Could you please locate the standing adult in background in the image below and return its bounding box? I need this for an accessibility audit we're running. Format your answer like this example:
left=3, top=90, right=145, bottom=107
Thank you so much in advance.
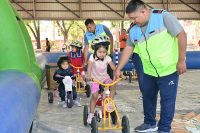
left=83, top=19, right=114, bottom=80
left=119, top=29, right=128, bottom=52
left=114, top=0, right=187, bottom=133
left=62, top=43, right=66, bottom=52
left=83, top=18, right=114, bottom=61
left=45, top=38, right=51, bottom=52
left=128, top=22, right=144, bottom=99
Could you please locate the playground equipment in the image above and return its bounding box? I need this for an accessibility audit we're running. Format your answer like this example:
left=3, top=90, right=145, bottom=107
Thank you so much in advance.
left=0, top=1, right=42, bottom=132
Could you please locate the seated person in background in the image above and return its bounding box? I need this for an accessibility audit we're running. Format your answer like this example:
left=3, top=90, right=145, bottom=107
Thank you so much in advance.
left=53, top=57, right=81, bottom=108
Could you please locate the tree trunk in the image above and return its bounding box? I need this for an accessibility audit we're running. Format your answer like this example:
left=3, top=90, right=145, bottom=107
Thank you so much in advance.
left=121, top=21, right=124, bottom=32
left=27, top=20, right=41, bottom=49
left=35, top=21, right=41, bottom=49
left=56, top=21, right=74, bottom=44
left=63, top=33, right=68, bottom=44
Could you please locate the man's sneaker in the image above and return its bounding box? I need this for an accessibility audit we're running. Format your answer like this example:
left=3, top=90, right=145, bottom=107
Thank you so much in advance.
left=73, top=100, right=81, bottom=107
left=139, top=95, right=143, bottom=100
left=87, top=113, right=94, bottom=124
left=61, top=101, right=67, bottom=108
left=135, top=123, right=158, bottom=132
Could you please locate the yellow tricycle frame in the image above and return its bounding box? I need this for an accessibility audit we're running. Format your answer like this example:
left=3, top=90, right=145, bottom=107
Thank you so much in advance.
left=92, top=78, right=122, bottom=130
left=70, top=64, right=86, bottom=93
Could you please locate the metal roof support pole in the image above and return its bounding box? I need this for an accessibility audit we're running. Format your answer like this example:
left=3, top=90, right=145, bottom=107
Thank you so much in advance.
left=31, top=0, right=41, bottom=49
left=33, top=0, right=36, bottom=19
left=119, top=0, right=125, bottom=32
left=12, top=0, right=34, bottom=18
left=123, top=0, right=126, bottom=18
left=162, top=0, right=165, bottom=10
left=178, top=0, right=200, bottom=14
left=97, top=0, right=123, bottom=18
left=79, top=0, right=82, bottom=18
left=32, top=0, right=40, bottom=49
left=55, top=0, right=80, bottom=18
left=167, top=0, right=169, bottom=10
left=32, top=0, right=39, bottom=36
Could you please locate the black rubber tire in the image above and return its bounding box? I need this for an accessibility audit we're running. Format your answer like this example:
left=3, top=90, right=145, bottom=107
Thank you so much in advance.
left=110, top=111, right=117, bottom=125
left=94, top=111, right=101, bottom=122
left=123, top=71, right=127, bottom=76
left=83, top=105, right=88, bottom=126
left=121, top=116, right=130, bottom=133
left=67, top=94, right=74, bottom=108
left=48, top=92, right=53, bottom=103
left=96, top=112, right=101, bottom=122
left=29, top=121, right=33, bottom=133
left=85, top=84, right=91, bottom=98
left=91, top=117, right=98, bottom=133
left=128, top=72, right=132, bottom=83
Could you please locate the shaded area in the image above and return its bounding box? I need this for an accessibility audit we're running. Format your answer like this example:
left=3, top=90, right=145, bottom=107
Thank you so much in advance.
left=32, top=70, right=200, bottom=133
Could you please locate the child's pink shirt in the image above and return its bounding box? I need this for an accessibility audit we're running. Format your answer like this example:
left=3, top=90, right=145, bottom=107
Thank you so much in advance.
left=89, top=54, right=112, bottom=82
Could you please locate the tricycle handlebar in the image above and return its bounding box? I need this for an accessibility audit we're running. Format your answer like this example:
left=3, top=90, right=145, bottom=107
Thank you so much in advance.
left=92, top=78, right=122, bottom=87
left=70, top=64, right=83, bottom=69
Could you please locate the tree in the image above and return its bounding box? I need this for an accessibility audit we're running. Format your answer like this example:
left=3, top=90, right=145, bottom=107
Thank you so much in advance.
left=56, top=21, right=74, bottom=44
left=74, top=21, right=86, bottom=33
left=69, top=21, right=86, bottom=41
left=111, top=20, right=120, bottom=29
left=26, top=20, right=41, bottom=49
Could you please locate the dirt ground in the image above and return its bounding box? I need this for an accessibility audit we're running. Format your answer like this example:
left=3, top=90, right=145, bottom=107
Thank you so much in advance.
left=32, top=70, right=200, bottom=133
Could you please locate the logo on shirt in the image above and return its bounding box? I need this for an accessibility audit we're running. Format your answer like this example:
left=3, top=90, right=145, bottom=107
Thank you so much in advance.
left=168, top=80, right=174, bottom=85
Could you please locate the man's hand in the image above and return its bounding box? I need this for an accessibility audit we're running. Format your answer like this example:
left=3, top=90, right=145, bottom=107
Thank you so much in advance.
left=176, top=60, right=186, bottom=75
left=176, top=31, right=187, bottom=75
left=113, top=68, right=121, bottom=81
left=86, top=73, right=92, bottom=81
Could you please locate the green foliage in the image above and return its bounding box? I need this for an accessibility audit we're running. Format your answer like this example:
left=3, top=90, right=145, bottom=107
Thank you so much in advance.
left=68, top=21, right=86, bottom=41
left=95, top=20, right=103, bottom=24
left=111, top=21, right=120, bottom=28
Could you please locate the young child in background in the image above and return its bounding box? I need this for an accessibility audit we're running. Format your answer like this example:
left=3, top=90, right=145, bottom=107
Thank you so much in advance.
left=68, top=40, right=85, bottom=76
left=53, top=56, right=81, bottom=108
left=68, top=40, right=86, bottom=90
left=86, top=35, right=116, bottom=124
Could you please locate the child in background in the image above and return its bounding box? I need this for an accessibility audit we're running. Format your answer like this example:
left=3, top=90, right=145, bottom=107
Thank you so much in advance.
left=86, top=35, right=116, bottom=124
left=68, top=40, right=86, bottom=89
left=68, top=40, right=85, bottom=76
left=53, top=56, right=81, bottom=108
left=62, top=43, right=66, bottom=52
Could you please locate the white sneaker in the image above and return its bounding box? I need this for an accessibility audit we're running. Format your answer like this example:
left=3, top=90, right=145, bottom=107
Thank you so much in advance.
left=139, top=95, right=143, bottom=100
left=73, top=100, right=81, bottom=107
left=61, top=101, right=67, bottom=108
left=87, top=113, right=94, bottom=124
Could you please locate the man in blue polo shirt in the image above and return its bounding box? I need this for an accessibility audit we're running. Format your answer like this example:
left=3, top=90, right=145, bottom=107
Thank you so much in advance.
left=83, top=18, right=114, bottom=62
left=115, top=0, right=187, bottom=133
